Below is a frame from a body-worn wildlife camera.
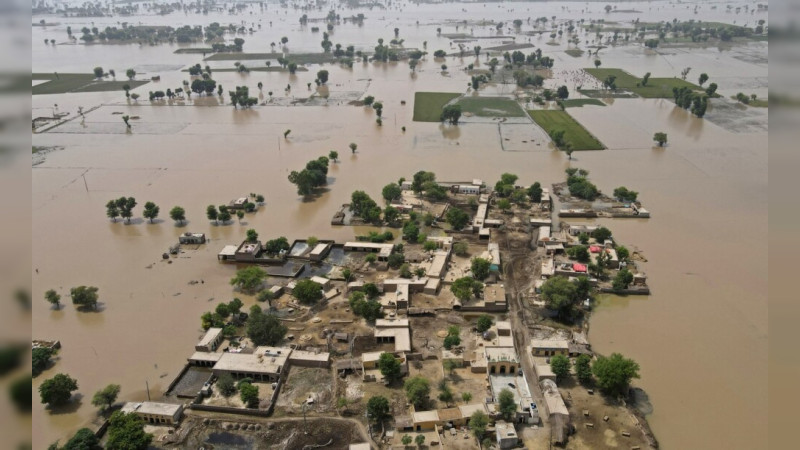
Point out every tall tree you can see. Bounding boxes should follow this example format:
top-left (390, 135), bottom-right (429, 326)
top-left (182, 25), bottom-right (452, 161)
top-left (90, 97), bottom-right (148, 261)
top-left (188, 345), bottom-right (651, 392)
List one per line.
top-left (39, 373), bottom-right (78, 407)
top-left (70, 286), bottom-right (99, 310)
top-left (142, 201), bottom-right (159, 223)
top-left (206, 204), bottom-right (219, 224)
top-left (45, 289), bottom-right (61, 309)
top-left (246, 309), bottom-right (287, 345)
top-left (592, 353), bottom-right (640, 396)
top-left (106, 411), bottom-right (153, 450)
top-left (404, 376), bottom-right (430, 409)
top-left (230, 266), bottom-right (267, 293)
top-left (498, 388), bottom-right (516, 420)
top-left (91, 384), bottom-right (121, 411)
top-left (550, 355), bottom-right (571, 381)
top-left (366, 395), bottom-right (390, 422)
top-left (169, 206), bottom-right (186, 224)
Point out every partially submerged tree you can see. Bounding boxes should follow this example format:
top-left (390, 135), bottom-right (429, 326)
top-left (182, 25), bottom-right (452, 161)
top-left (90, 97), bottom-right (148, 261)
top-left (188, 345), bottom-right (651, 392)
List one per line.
top-left (592, 353), bottom-right (640, 397)
top-left (91, 384), bottom-right (121, 412)
top-left (653, 132), bottom-right (667, 147)
top-left (39, 373), bottom-right (78, 407)
top-left (230, 266), bottom-right (267, 293)
top-left (70, 286), bottom-right (99, 310)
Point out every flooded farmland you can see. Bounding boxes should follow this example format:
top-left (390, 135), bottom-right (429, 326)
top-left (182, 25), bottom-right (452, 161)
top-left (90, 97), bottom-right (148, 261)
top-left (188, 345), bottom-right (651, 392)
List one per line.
top-left (31, 1), bottom-right (767, 449)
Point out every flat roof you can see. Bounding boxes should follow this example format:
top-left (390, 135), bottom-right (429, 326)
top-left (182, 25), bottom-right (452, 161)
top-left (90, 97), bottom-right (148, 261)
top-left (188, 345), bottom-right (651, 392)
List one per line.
top-left (425, 277), bottom-right (441, 289)
top-left (538, 226), bottom-right (551, 240)
top-left (218, 245), bottom-right (238, 256)
top-left (437, 407), bottom-right (462, 421)
top-left (384, 278), bottom-right (426, 286)
top-left (496, 321), bottom-right (511, 331)
top-left (427, 252), bottom-right (449, 278)
top-left (427, 236), bottom-right (453, 243)
top-left (213, 349), bottom-right (288, 375)
top-left (197, 328), bottom-right (223, 347)
top-left (413, 410), bottom-right (440, 423)
top-left (485, 346), bottom-right (519, 363)
top-left (374, 328), bottom-right (411, 353)
top-left (310, 243), bottom-right (330, 255)
top-left (344, 242), bottom-right (393, 250)
top-left (121, 401), bottom-right (182, 417)
top-left (484, 285), bottom-right (506, 304)
top-left (458, 403), bottom-right (488, 418)
top-left (375, 319), bottom-right (409, 328)
top-left (496, 421), bottom-right (517, 437)
top-left (531, 339), bottom-right (569, 349)
top-left (349, 444), bottom-right (371, 450)
top-left (534, 362), bottom-right (555, 378)
top-left (361, 351), bottom-right (385, 362)
top-left (310, 276), bottom-right (330, 285)
top-left (289, 349), bottom-right (330, 362)
top-left (189, 351), bottom-right (223, 362)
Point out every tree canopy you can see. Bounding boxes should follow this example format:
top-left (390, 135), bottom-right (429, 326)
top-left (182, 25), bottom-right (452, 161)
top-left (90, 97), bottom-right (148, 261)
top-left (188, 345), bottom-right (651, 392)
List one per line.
top-left (230, 266), bottom-right (267, 293)
top-left (246, 309), bottom-right (287, 346)
top-left (471, 258), bottom-right (491, 280)
top-left (39, 373), bottom-right (78, 407)
top-left (476, 314), bottom-right (493, 333)
top-left (445, 207), bottom-right (470, 231)
top-left (550, 355), bottom-right (571, 381)
top-left (404, 376), bottom-right (430, 409)
top-left (293, 279), bottom-right (323, 304)
top-left (378, 353), bottom-right (402, 382)
top-left (592, 353), bottom-right (640, 397)
top-left (366, 395), bottom-right (390, 422)
top-left (91, 383), bottom-right (121, 411)
top-left (498, 388), bottom-right (517, 420)
top-left (70, 286), bottom-right (99, 310)
top-left (450, 277), bottom-right (483, 302)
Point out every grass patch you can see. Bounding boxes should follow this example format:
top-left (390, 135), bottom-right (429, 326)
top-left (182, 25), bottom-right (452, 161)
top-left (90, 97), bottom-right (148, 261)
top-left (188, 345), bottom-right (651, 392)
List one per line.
top-left (749, 99), bottom-right (768, 108)
top-left (204, 52), bottom-right (337, 64)
top-left (32, 73), bottom-right (148, 95)
top-left (565, 49), bottom-right (584, 57)
top-left (413, 92), bottom-right (461, 122)
top-left (561, 98), bottom-right (606, 108)
top-left (578, 89), bottom-right (638, 99)
top-left (455, 96), bottom-right (526, 118)
top-left (528, 110), bottom-right (604, 150)
top-left (585, 67), bottom-right (702, 98)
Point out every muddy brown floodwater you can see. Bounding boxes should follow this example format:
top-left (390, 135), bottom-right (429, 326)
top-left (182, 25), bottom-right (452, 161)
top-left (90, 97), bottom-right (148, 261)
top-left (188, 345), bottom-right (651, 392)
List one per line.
top-left (32, 2), bottom-right (767, 449)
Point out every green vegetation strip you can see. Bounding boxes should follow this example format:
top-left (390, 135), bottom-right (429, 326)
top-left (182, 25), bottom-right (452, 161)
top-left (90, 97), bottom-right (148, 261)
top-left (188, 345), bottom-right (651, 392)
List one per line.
top-left (584, 68), bottom-right (702, 98)
top-left (528, 110), bottom-right (605, 150)
top-left (454, 96), bottom-right (526, 118)
top-left (174, 48), bottom-right (214, 54)
top-left (204, 52), bottom-right (337, 64)
top-left (412, 92), bottom-right (461, 122)
top-left (32, 73), bottom-right (149, 95)
top-left (564, 49), bottom-right (584, 57)
top-left (561, 99), bottom-right (606, 108)
top-left (181, 67), bottom-right (308, 73)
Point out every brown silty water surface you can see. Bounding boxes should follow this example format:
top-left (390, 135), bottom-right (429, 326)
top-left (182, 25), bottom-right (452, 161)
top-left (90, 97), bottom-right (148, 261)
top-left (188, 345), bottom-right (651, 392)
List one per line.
top-left (32, 2), bottom-right (766, 449)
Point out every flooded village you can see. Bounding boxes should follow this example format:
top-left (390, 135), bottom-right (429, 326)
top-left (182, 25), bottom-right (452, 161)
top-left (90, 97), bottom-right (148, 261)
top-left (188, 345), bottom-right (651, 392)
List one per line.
top-left (30, 1), bottom-right (767, 450)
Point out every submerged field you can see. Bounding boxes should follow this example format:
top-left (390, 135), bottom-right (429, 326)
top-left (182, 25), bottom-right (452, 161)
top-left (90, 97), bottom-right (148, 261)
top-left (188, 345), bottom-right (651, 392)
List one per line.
top-left (32, 73), bottom-right (149, 95)
top-left (528, 109), bottom-right (605, 150)
top-left (455, 96), bottom-right (527, 118)
top-left (584, 68), bottom-right (703, 98)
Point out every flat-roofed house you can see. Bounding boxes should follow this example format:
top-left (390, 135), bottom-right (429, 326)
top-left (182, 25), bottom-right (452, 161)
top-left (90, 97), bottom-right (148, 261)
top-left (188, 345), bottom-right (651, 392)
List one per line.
top-left (309, 242), bottom-right (332, 261)
top-left (426, 251), bottom-right (450, 279)
top-left (235, 240), bottom-right (262, 262)
top-left (485, 347), bottom-right (519, 375)
top-left (495, 421), bottom-right (519, 449)
top-left (120, 402), bottom-right (184, 425)
top-left (188, 351), bottom-right (222, 367)
top-left (179, 232), bottom-right (206, 244)
top-left (195, 328), bottom-right (223, 352)
top-left (344, 242), bottom-right (394, 261)
top-left (531, 339), bottom-right (570, 357)
top-left (288, 349), bottom-right (331, 368)
top-left (212, 346), bottom-right (289, 382)
top-left (412, 410), bottom-right (440, 431)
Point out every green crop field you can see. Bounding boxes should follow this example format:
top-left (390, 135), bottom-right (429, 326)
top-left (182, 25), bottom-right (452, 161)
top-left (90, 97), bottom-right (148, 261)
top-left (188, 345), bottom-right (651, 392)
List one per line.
top-left (561, 98), bottom-right (606, 108)
top-left (412, 92), bottom-right (461, 122)
top-left (584, 68), bottom-right (702, 98)
top-left (204, 52), bottom-right (337, 64)
top-left (454, 96), bottom-right (526, 118)
top-left (528, 110), bottom-right (605, 150)
top-left (33, 73), bottom-right (149, 95)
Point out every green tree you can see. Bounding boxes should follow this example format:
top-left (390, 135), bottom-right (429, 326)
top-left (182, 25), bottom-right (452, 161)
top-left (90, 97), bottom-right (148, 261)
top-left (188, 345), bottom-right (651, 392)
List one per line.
top-left (441, 104), bottom-right (462, 124)
top-left (387, 252), bottom-right (405, 269)
top-left (9, 375), bottom-right (31, 412)
top-left (363, 95), bottom-right (375, 106)
top-left (567, 245), bottom-right (590, 262)
top-left (453, 241), bottom-right (469, 256)
top-left (366, 395), bottom-right (390, 422)
top-left (527, 182), bottom-right (543, 202)
top-left (264, 237), bottom-right (290, 255)
top-left (126, 68), bottom-right (136, 80)
top-left (450, 277), bottom-right (483, 301)
top-left (402, 435), bottom-right (413, 447)
top-left (594, 59), bottom-right (601, 68)
top-left (246, 229), bottom-right (259, 243)
top-left (698, 73), bottom-right (709, 86)
top-left (592, 353), bottom-right (640, 397)
top-left (247, 310), bottom-right (287, 345)
top-left (62, 428), bottom-right (100, 450)
top-left (578, 233), bottom-right (590, 245)
top-left (641, 72), bottom-right (651, 86)
top-left (378, 353), bottom-right (402, 382)
top-left (612, 268), bottom-right (634, 291)
top-left (445, 207), bottom-right (470, 230)
top-left (550, 355), bottom-right (571, 381)
top-left (498, 388), bottom-right (517, 420)
top-left (91, 383), bottom-right (121, 411)
top-left (206, 204), bottom-right (219, 224)
top-left (45, 289), bottom-right (61, 309)
top-left (403, 221), bottom-right (420, 242)
top-left (317, 69), bottom-right (329, 84)
top-left (557, 85), bottom-right (569, 99)
top-left (469, 410), bottom-right (490, 439)
top-left (142, 201), bottom-right (159, 223)
top-left (216, 373), bottom-right (236, 397)
top-left (462, 392), bottom-right (473, 403)
top-left (382, 183), bottom-right (402, 202)
top-left (169, 206), bottom-right (186, 224)
top-left (497, 198), bottom-right (511, 212)
top-left (39, 373), bottom-right (78, 407)
top-left (230, 266), bottom-right (267, 293)
top-left (613, 187), bottom-right (638, 202)
top-left (93, 66), bottom-right (104, 78)
top-left (705, 82), bottom-right (718, 97)
top-left (574, 354), bottom-right (593, 384)
top-left (349, 142), bottom-right (358, 153)
top-left (239, 382), bottom-right (259, 407)
top-left (653, 132), bottom-right (667, 147)
top-left (215, 303), bottom-right (231, 319)
top-left (616, 246), bottom-right (629, 261)
top-left (404, 376), bottom-right (430, 409)
top-left (106, 200), bottom-right (120, 222)
top-left (293, 279), bottom-right (323, 304)
top-left (476, 314), bottom-right (492, 333)
top-left (471, 258), bottom-right (491, 280)
top-left (328, 150), bottom-right (338, 162)
top-left (32, 347), bottom-right (54, 376)
top-left (70, 286), bottom-right (98, 310)
top-left (443, 334), bottom-right (461, 349)
top-left (106, 410), bottom-right (152, 450)
top-left (541, 276), bottom-right (579, 319)
top-left (415, 434), bottom-right (425, 447)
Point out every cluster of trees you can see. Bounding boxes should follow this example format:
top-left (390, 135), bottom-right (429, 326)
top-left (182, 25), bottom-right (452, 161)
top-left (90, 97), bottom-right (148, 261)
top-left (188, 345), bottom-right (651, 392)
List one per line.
top-left (443, 325), bottom-right (461, 349)
top-left (288, 156), bottom-right (330, 196)
top-left (191, 78), bottom-right (218, 96)
top-left (247, 305), bottom-right (287, 346)
top-left (70, 286), bottom-right (100, 310)
top-left (373, 38), bottom-right (399, 62)
top-left (565, 168), bottom-right (600, 200)
top-left (613, 186), bottom-right (639, 202)
top-left (440, 104), bottom-right (461, 125)
top-left (212, 37), bottom-right (245, 53)
top-left (348, 290), bottom-right (383, 321)
top-left (350, 190), bottom-right (383, 223)
top-left (230, 266), bottom-right (266, 293)
top-left (411, 171), bottom-right (448, 201)
top-left (32, 346), bottom-right (55, 376)
top-left (77, 24), bottom-right (203, 45)
top-left (502, 48), bottom-right (554, 69)
top-left (476, 314), bottom-right (493, 333)
top-left (540, 275), bottom-right (591, 320)
top-left (264, 236), bottom-right (290, 256)
top-left (201, 298), bottom-right (244, 333)
top-left (450, 277), bottom-right (484, 302)
top-left (357, 230), bottom-right (395, 243)
top-left (216, 372), bottom-right (258, 407)
top-left (206, 204), bottom-right (234, 224)
top-left (612, 268), bottom-right (635, 291)
top-left (445, 206), bottom-right (470, 231)
top-left (293, 279), bottom-right (324, 305)
top-left (229, 85), bottom-right (258, 108)
top-left (105, 197), bottom-right (137, 223)
top-left (734, 92), bottom-right (759, 105)
top-left (493, 173), bottom-right (525, 203)
top-left (672, 86), bottom-right (708, 118)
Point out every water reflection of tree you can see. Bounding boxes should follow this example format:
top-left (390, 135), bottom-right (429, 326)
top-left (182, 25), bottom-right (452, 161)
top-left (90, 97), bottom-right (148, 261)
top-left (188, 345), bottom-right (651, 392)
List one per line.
top-left (439, 123), bottom-right (461, 140)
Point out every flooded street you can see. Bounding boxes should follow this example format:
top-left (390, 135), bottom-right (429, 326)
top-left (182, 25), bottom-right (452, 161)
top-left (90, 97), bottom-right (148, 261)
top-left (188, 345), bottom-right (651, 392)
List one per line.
top-left (32, 2), bottom-right (767, 448)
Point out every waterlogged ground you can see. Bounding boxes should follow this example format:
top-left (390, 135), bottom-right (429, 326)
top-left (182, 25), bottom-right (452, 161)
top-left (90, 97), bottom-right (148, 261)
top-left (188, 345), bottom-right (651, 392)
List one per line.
top-left (32, 2), bottom-right (767, 449)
